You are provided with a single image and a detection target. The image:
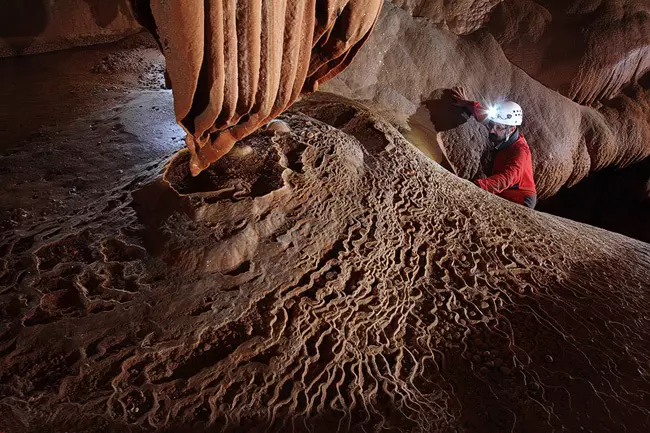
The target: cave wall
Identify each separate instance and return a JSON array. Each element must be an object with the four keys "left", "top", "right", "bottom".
[
  {"left": 322, "top": 1, "right": 650, "bottom": 201},
  {"left": 486, "top": 0, "right": 650, "bottom": 105},
  {"left": 390, "top": 0, "right": 650, "bottom": 105},
  {"left": 0, "top": 0, "right": 142, "bottom": 57}
]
